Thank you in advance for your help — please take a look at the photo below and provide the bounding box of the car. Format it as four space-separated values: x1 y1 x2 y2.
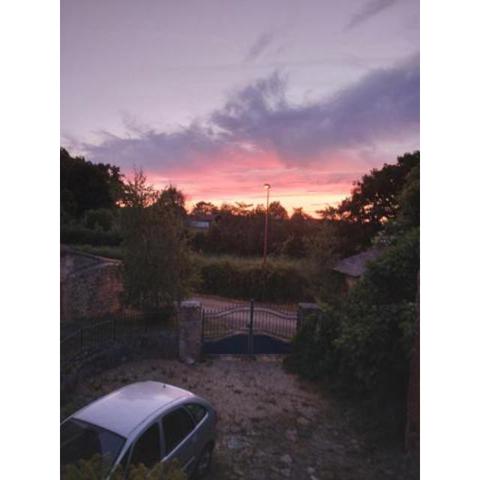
61 381 217 479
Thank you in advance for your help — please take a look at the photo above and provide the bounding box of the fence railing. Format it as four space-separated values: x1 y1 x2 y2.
60 311 177 367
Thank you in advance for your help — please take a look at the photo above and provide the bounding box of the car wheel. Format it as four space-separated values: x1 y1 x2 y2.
194 444 213 478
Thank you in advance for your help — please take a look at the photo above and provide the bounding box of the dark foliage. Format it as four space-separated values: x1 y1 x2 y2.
61 147 126 219
286 152 420 439
60 224 123 246
121 171 195 309
195 256 310 303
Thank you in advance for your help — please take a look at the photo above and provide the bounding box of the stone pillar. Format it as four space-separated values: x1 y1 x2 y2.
178 300 203 364
297 303 321 331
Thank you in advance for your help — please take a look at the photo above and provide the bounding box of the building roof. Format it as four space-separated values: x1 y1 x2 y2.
73 381 194 437
333 248 383 278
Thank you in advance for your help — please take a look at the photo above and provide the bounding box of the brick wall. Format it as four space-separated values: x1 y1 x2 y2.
61 246 124 322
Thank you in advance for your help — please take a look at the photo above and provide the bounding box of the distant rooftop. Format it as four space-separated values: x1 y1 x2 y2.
333 248 383 278
73 381 193 437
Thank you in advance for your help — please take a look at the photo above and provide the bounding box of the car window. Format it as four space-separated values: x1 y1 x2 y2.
129 423 161 469
185 403 207 425
162 408 195 455
60 419 125 477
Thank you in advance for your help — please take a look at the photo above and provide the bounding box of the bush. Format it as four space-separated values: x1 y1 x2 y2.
335 301 416 397
360 227 419 305
285 229 419 437
195 255 310 302
284 304 341 379
84 208 117 231
62 454 186 480
61 224 123 246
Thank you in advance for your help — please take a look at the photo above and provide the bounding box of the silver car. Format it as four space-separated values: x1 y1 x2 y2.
61 381 217 479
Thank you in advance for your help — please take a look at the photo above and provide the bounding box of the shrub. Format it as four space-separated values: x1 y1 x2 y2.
334 301 416 398
62 454 186 480
359 227 419 305
61 224 123 246
285 229 419 436
84 208 117 231
284 304 341 379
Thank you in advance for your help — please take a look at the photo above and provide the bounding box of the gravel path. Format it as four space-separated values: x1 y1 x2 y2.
66 356 419 480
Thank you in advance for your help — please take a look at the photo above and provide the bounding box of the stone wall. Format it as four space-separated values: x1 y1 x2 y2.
61 246 124 322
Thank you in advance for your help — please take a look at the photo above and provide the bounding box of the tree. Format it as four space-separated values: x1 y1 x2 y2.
60 147 125 219
121 171 194 309
269 201 289 220
333 151 419 227
315 151 420 254
122 169 158 208
190 201 219 217
158 185 187 218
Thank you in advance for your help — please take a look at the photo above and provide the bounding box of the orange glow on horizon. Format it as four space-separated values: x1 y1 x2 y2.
139 149 367 217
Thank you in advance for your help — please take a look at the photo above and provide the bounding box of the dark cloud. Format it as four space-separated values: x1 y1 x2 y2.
346 0 397 30
82 55 419 172
212 55 419 164
83 123 227 172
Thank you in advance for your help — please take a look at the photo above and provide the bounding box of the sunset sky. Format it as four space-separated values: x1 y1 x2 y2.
61 0 419 215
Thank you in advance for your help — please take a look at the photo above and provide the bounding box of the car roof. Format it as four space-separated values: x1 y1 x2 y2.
72 381 195 437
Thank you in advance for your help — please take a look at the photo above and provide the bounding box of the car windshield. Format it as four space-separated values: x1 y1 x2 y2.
61 418 125 477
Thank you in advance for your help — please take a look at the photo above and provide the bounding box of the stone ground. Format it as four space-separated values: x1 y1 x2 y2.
64 356 419 480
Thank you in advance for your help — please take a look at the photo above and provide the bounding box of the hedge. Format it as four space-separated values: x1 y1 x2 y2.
194 255 311 303
61 225 123 246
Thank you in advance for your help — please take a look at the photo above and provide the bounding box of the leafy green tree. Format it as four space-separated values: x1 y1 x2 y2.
60 147 125 219
316 151 420 254
121 171 195 309
335 151 419 226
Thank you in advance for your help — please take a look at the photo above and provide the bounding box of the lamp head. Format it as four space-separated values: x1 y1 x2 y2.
264 183 271 190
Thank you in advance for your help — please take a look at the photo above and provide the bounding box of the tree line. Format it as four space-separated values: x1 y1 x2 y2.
61 147 419 262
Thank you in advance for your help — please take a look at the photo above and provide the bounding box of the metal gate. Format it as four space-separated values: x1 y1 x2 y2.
202 300 298 354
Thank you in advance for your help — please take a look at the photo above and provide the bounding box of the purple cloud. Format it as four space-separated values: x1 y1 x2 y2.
81 54 419 172
212 55 419 163
346 0 397 30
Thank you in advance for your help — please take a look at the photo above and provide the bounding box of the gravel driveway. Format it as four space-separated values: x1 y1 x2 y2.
65 356 418 480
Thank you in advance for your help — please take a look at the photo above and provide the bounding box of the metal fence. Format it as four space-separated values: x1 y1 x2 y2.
60 311 177 367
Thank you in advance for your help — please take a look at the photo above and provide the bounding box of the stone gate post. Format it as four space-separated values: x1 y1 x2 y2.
178 300 203 363
297 302 321 331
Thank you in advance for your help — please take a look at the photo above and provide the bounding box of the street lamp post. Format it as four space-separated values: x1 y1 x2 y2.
263 183 271 267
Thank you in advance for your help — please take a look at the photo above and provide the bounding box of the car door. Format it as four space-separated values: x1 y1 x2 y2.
126 422 162 475
161 407 197 476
